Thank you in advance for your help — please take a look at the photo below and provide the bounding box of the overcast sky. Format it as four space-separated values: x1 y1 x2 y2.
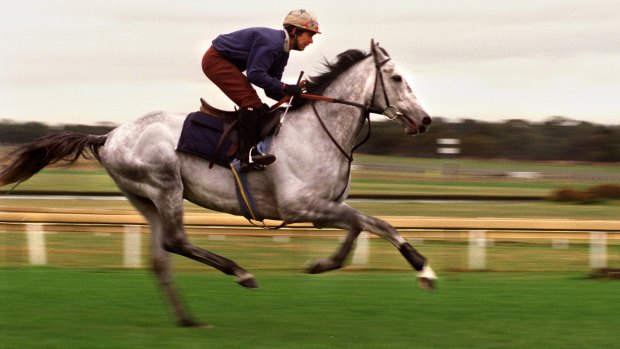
1 0 619 125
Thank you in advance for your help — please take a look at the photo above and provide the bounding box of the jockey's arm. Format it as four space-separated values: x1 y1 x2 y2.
246 47 287 101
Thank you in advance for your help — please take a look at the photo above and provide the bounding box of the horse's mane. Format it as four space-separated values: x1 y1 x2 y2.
291 49 369 109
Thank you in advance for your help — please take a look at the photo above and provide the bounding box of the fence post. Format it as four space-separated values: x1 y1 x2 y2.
352 232 369 267
437 138 461 176
26 223 47 266
123 225 142 268
468 230 487 270
589 231 607 269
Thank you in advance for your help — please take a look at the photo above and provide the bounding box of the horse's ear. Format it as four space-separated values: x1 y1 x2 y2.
370 39 378 54
370 39 389 64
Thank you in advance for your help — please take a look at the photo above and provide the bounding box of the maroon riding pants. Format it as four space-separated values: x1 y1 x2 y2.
202 46 262 108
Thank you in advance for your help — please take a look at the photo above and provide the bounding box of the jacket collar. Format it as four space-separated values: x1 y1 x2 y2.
283 30 290 53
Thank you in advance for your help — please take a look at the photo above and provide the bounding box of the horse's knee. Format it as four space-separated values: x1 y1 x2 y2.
163 236 188 255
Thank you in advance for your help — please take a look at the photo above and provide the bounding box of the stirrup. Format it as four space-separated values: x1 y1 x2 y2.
248 146 276 166
240 161 265 173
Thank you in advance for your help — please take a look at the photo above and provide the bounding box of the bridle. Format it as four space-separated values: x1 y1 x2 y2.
370 51 410 123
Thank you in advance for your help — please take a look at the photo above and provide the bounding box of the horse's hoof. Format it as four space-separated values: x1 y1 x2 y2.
418 265 438 291
235 274 259 288
419 277 437 291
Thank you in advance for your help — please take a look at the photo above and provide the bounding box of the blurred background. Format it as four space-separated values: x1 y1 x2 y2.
0 0 620 282
1 1 619 348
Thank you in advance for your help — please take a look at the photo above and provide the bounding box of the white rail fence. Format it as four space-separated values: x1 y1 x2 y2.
2 211 618 271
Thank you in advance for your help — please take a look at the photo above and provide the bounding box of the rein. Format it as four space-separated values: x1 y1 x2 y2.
310 102 370 201
299 54 396 201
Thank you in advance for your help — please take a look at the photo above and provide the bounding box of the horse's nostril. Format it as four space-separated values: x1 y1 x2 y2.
418 125 427 134
422 116 432 126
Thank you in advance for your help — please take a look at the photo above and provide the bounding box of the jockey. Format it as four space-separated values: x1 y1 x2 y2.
202 9 321 172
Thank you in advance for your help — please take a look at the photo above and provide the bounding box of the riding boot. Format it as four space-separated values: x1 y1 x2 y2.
237 105 276 172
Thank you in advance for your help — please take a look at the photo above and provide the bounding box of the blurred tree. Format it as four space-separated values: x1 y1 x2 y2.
1 118 618 162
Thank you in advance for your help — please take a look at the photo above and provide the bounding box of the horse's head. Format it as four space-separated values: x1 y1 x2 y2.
369 40 432 135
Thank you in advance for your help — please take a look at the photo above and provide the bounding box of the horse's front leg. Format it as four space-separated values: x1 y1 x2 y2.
307 228 361 274
288 200 436 289
359 214 437 290
281 200 362 274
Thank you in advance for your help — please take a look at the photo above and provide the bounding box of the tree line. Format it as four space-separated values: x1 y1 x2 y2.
1 116 619 162
358 116 620 162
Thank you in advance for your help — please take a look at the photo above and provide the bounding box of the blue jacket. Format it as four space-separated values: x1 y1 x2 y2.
212 27 290 101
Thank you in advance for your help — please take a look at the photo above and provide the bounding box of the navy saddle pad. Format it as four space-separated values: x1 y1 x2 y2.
176 111 234 167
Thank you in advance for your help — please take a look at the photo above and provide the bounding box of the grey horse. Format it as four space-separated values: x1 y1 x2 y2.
1 40 436 326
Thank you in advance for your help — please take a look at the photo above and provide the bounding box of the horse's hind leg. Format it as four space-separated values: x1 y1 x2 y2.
125 192 201 327
126 189 257 327
151 189 258 289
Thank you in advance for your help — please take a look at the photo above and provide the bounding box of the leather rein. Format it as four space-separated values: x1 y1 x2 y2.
297 52 404 201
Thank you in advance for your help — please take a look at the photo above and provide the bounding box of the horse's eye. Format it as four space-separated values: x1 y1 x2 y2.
392 75 403 83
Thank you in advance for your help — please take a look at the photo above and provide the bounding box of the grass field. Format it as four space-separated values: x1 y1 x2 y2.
1 268 619 349
1 154 619 348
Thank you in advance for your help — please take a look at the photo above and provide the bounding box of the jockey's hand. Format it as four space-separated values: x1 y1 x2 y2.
283 84 303 96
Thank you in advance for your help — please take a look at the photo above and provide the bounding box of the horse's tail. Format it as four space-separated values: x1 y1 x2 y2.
0 132 107 187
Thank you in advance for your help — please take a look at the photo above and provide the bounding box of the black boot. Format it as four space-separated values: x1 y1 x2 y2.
237 105 276 172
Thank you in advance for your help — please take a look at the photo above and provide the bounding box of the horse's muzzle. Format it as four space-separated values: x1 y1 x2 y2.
405 115 431 135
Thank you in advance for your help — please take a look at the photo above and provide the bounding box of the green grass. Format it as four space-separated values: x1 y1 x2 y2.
2 155 618 347
1 268 619 349
355 154 620 176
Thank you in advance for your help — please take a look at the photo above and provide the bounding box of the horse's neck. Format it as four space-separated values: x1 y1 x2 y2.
307 59 375 151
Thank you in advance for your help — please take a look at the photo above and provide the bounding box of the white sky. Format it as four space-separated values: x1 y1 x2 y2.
1 0 619 125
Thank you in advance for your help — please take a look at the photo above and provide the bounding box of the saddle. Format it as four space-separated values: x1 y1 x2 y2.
200 98 281 141
177 98 283 168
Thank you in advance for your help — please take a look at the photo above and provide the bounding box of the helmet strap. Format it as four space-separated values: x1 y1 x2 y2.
290 28 300 50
